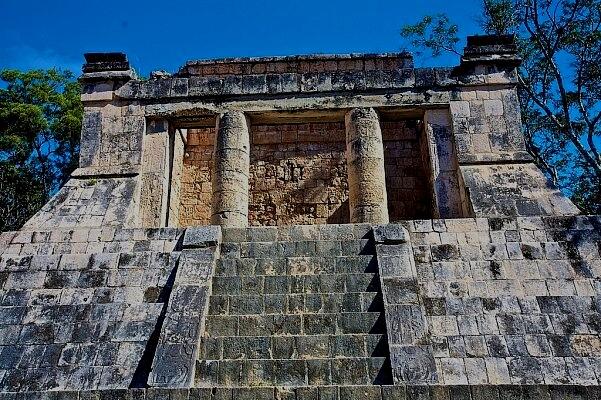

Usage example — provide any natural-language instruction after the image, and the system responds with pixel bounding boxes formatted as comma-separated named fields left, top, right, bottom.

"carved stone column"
left=345, top=107, right=389, bottom=224
left=211, top=111, right=250, bottom=227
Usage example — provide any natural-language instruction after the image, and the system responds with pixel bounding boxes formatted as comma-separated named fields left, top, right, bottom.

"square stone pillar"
left=345, top=108, right=389, bottom=224
left=211, top=111, right=250, bottom=227
left=423, top=109, right=468, bottom=218
left=139, top=119, right=171, bottom=227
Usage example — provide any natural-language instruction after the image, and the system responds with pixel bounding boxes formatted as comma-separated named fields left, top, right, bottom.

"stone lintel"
left=80, top=70, right=137, bottom=81
left=140, top=94, right=451, bottom=120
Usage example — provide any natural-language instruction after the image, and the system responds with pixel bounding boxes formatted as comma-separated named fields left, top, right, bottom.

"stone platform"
left=1, top=217, right=601, bottom=397
left=1, top=35, right=600, bottom=399
left=4, top=385, right=601, bottom=399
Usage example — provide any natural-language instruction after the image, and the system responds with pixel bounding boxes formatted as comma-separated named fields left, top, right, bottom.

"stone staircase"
left=195, top=225, right=393, bottom=387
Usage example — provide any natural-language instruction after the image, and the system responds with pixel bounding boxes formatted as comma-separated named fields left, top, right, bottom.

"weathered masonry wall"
left=0, top=227, right=185, bottom=391
left=406, top=216, right=601, bottom=385
left=382, top=120, right=433, bottom=221
left=450, top=88, right=576, bottom=217
left=22, top=178, right=139, bottom=230
left=2, top=217, right=601, bottom=394
left=0, top=226, right=221, bottom=392
left=0, top=216, right=601, bottom=392
left=179, top=128, right=215, bottom=227
left=1, top=386, right=601, bottom=399
left=249, top=122, right=348, bottom=226
left=178, top=122, right=350, bottom=227
left=178, top=120, right=434, bottom=227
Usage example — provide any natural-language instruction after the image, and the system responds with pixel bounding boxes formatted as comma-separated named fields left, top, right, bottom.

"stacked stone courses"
left=0, top=227, right=185, bottom=391
left=1, top=35, right=600, bottom=398
left=197, top=224, right=392, bottom=387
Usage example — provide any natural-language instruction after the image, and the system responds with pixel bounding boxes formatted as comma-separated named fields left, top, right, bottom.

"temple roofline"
left=177, top=52, right=415, bottom=77
left=181, top=51, right=414, bottom=66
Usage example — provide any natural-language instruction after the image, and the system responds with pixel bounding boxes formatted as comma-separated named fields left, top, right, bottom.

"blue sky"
left=1, top=0, right=483, bottom=76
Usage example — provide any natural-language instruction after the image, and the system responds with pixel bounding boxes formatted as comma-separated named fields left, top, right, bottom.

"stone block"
left=280, top=73, right=299, bottom=92
left=182, top=226, right=221, bottom=248
left=386, top=304, right=427, bottom=345
left=381, top=278, right=419, bottom=304
left=233, top=387, right=274, bottom=400
left=379, top=254, right=415, bottom=280
left=170, top=78, right=189, bottom=97
left=160, top=312, right=202, bottom=344
left=390, top=345, right=438, bottom=384
left=339, top=386, right=382, bottom=400
left=175, top=250, right=215, bottom=285
left=148, top=343, right=196, bottom=388
left=241, top=74, right=267, bottom=94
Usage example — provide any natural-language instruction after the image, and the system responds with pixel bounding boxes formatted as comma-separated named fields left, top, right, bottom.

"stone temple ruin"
left=0, top=35, right=600, bottom=398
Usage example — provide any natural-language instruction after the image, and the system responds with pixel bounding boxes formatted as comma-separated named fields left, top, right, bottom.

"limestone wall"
left=177, top=120, right=433, bottom=227
left=249, top=122, right=349, bottom=226
left=0, top=227, right=185, bottom=391
left=179, top=128, right=215, bottom=227
left=449, top=86, right=578, bottom=217
left=2, top=35, right=596, bottom=398
left=382, top=120, right=432, bottom=221
left=22, top=178, right=139, bottom=230
left=404, top=216, right=601, bottom=385
left=1, top=218, right=601, bottom=393
left=78, top=102, right=144, bottom=175
left=63, top=37, right=580, bottom=232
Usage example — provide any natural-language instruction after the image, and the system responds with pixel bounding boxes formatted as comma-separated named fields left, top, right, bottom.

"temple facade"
left=0, top=35, right=600, bottom=399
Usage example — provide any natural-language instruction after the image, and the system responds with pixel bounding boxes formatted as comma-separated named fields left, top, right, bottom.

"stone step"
left=182, top=385, right=399, bottom=400
left=222, top=224, right=373, bottom=243
left=199, top=333, right=389, bottom=360
left=204, top=312, right=386, bottom=337
left=211, top=273, right=381, bottom=295
left=220, top=240, right=376, bottom=259
left=195, top=357, right=392, bottom=387
left=215, top=255, right=377, bottom=276
left=208, top=292, right=383, bottom=315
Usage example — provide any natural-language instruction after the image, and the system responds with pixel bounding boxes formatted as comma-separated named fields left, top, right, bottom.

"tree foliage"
left=401, top=0, right=601, bottom=213
left=0, top=69, right=82, bottom=231
left=400, top=14, right=461, bottom=57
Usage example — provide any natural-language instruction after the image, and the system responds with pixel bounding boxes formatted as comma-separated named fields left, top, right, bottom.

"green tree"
left=0, top=69, right=82, bottom=231
left=401, top=0, right=601, bottom=213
